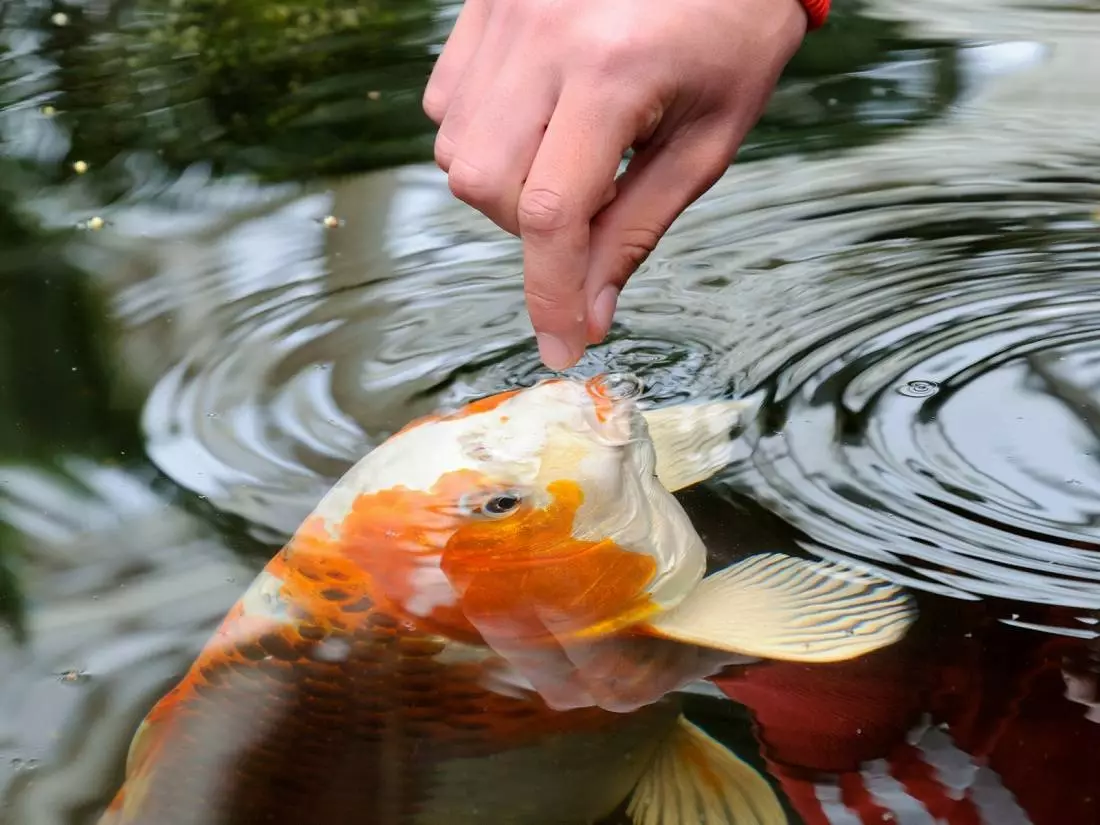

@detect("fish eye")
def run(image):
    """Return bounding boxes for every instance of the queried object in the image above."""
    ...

[481,492,522,518]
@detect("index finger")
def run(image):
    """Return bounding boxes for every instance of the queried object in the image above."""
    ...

[517,88,643,370]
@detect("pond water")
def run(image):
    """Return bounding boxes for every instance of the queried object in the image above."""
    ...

[1,0,1098,823]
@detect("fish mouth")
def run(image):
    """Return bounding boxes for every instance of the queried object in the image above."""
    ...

[581,372,647,445]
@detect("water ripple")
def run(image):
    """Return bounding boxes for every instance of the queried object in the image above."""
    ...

[140,250,738,536]
[720,194,1100,611]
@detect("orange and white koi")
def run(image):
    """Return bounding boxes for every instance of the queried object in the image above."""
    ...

[99,374,915,825]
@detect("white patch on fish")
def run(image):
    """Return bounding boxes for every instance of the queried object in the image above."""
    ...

[405,564,459,617]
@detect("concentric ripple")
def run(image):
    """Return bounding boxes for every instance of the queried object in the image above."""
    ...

[722,199,1100,612]
[139,236,738,537]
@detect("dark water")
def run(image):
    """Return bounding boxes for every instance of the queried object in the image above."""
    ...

[1,0,1098,822]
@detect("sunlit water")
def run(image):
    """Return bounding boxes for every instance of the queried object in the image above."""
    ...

[1,0,1098,823]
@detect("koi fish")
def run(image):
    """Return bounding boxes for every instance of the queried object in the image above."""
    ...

[100,374,915,825]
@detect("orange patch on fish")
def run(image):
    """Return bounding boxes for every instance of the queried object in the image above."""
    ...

[441,388,523,420]
[584,376,617,424]
[292,470,657,648]
[442,479,659,643]
[300,469,493,642]
[392,387,526,437]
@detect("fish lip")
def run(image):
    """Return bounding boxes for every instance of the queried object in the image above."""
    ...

[580,372,647,446]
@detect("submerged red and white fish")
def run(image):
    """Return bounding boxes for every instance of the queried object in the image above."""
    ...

[99,374,916,825]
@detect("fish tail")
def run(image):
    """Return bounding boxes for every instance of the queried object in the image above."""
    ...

[625,715,786,825]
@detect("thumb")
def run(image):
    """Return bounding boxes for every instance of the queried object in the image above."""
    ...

[584,125,738,344]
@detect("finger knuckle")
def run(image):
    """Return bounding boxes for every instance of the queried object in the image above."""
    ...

[517,188,572,233]
[422,88,449,124]
[576,26,647,77]
[619,226,663,269]
[587,36,635,75]
[524,284,578,325]
[447,158,497,206]
[524,0,568,27]
[434,134,456,172]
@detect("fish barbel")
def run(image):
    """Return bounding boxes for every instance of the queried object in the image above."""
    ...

[99,374,915,825]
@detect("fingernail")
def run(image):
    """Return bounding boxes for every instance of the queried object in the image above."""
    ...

[588,285,619,344]
[536,333,576,371]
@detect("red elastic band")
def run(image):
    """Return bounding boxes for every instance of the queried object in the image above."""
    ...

[799,0,830,29]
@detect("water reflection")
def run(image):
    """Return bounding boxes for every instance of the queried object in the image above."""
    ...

[0,0,1098,822]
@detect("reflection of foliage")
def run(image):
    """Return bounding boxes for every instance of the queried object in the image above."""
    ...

[40,0,438,187]
[0,527,27,644]
[743,0,962,161]
[0,132,146,643]
[10,0,962,189]
[0,194,141,462]
[0,185,147,641]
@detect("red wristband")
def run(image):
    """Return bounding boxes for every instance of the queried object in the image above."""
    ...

[799,0,830,29]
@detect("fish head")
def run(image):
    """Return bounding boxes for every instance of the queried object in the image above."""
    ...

[297,373,707,646]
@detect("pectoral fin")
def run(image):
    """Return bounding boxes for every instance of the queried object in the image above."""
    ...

[643,553,917,663]
[642,399,753,492]
[627,715,785,825]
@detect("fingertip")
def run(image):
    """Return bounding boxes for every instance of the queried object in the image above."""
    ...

[536,332,581,371]
[587,284,619,344]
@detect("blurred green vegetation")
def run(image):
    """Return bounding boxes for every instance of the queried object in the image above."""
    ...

[36,0,440,190]
[745,0,964,160]
[0,176,147,640]
[4,0,963,194]
[0,20,146,642]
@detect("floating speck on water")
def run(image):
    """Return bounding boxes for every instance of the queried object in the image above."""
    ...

[897,379,940,398]
[321,215,344,228]
[40,105,57,117]
[72,160,89,174]
[367,90,381,101]
[50,12,69,26]
[226,577,236,584]
[206,412,219,418]
[78,216,106,231]
[56,668,89,684]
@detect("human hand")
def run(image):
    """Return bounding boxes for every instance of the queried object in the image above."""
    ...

[424,0,815,369]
